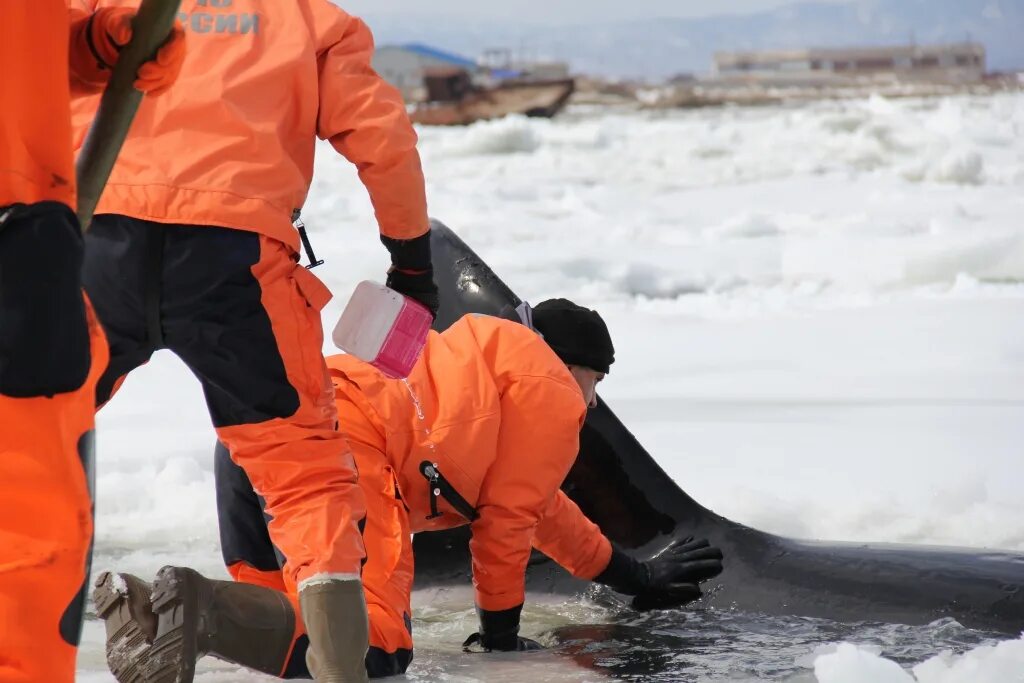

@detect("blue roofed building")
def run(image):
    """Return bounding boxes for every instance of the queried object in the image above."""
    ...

[373,43,480,101]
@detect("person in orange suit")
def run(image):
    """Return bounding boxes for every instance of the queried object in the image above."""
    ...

[72,1,438,680]
[0,5,183,682]
[95,300,724,680]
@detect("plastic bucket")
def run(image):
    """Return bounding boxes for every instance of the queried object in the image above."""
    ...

[332,281,432,379]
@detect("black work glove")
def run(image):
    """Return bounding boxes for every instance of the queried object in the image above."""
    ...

[462,604,543,652]
[594,537,724,611]
[381,232,439,318]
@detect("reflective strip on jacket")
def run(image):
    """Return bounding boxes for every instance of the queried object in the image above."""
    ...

[328,314,613,612]
[68,0,428,252]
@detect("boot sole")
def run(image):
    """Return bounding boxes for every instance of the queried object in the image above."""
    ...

[92,571,152,683]
[145,566,202,683]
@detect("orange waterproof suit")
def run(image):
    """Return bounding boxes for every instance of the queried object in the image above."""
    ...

[216,315,613,677]
[0,304,107,683]
[69,0,429,250]
[68,0,431,593]
[0,5,111,681]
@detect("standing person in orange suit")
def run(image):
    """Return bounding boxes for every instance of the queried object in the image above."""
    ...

[0,4,183,682]
[95,301,724,680]
[71,1,438,681]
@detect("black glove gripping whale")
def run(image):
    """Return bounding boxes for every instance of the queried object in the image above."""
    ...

[594,537,724,611]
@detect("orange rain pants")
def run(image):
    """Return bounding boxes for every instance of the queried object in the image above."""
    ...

[86,220,367,588]
[222,411,414,678]
[1,5,112,681]
[0,301,107,683]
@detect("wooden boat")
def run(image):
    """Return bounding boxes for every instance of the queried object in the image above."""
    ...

[409,67,575,126]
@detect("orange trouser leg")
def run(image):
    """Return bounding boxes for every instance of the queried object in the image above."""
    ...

[336,393,416,677]
[0,300,108,682]
[211,236,366,590]
[359,451,415,677]
[220,391,416,679]
[85,220,367,588]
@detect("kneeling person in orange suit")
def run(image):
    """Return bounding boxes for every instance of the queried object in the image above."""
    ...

[95,300,724,679]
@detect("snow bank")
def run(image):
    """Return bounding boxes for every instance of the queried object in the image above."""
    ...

[408,93,1024,309]
[429,115,543,156]
[813,635,1024,683]
[814,643,914,682]
[913,635,1024,682]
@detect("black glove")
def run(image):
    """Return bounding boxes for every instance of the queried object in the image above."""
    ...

[594,537,724,610]
[381,232,439,318]
[462,604,543,652]
[645,536,724,586]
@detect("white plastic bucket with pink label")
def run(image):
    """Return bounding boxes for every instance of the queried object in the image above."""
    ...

[332,281,432,379]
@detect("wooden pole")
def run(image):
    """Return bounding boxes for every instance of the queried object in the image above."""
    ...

[75,0,181,231]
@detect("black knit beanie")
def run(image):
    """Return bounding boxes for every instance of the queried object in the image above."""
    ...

[531,298,614,374]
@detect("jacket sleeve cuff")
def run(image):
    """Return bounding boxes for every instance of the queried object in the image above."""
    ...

[477,603,523,638]
[68,12,110,92]
[578,534,614,581]
[474,585,527,613]
[592,546,648,595]
[380,230,432,271]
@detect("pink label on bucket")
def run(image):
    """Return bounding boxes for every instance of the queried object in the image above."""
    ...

[333,281,432,379]
[372,298,432,379]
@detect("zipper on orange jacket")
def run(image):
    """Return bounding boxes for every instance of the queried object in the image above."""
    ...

[420,461,479,522]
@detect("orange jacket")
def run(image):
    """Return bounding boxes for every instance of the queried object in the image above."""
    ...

[69,0,428,253]
[329,315,613,612]
[0,5,106,209]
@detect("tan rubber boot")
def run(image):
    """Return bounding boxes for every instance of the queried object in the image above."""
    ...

[143,566,296,683]
[92,571,158,683]
[299,579,370,683]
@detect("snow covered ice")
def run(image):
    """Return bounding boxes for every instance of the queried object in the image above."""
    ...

[812,635,1024,683]
[80,92,1024,681]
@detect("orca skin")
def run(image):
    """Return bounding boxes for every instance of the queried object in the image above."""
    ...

[411,221,1024,636]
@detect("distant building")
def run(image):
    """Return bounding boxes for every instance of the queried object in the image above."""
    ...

[374,43,573,102]
[713,43,986,86]
[517,61,571,81]
[480,48,571,82]
[668,73,698,86]
[373,43,478,101]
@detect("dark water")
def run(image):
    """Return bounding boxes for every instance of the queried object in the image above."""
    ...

[546,608,1004,682]
[394,588,1011,683]
[78,584,1009,681]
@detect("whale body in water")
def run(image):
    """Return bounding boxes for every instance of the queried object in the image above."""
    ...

[412,221,1024,637]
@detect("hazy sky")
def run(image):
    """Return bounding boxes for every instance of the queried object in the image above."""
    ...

[341,0,849,23]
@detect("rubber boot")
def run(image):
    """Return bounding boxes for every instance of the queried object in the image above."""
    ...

[92,571,158,683]
[299,579,370,683]
[144,566,296,683]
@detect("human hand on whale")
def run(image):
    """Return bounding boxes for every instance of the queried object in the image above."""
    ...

[462,538,724,653]
[595,536,725,611]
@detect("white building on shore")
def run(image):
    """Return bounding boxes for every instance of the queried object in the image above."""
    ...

[713,43,986,86]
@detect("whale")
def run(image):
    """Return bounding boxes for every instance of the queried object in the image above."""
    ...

[411,220,1024,637]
